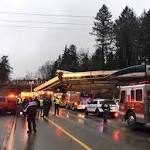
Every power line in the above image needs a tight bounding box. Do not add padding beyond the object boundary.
[0,24,90,30]
[0,19,92,26]
[0,11,93,18]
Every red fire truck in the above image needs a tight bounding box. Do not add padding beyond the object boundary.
[65,91,91,111]
[119,83,150,129]
[0,95,17,114]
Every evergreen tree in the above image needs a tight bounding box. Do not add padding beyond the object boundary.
[79,52,90,71]
[91,47,103,70]
[91,4,114,70]
[60,45,69,70]
[105,52,117,70]
[140,10,150,63]
[0,56,12,82]
[61,44,79,71]
[69,44,79,71]
[51,60,58,78]
[114,6,139,68]
[57,55,62,69]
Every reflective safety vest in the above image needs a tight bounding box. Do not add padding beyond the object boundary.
[55,97,60,104]
[17,98,22,104]
[39,99,44,106]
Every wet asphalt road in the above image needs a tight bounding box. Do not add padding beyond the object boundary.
[0,114,15,149]
[1,108,150,150]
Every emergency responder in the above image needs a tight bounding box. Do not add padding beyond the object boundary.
[39,97,44,117]
[16,97,23,116]
[54,96,60,116]
[24,97,38,133]
[22,98,28,117]
[43,97,52,118]
[101,102,110,124]
[34,96,40,119]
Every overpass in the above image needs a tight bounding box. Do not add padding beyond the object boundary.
[34,64,150,94]
[0,79,45,95]
[34,70,117,93]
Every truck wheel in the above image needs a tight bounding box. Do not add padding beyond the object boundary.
[1,109,6,115]
[127,112,137,130]
[84,108,88,116]
[95,109,100,117]
[11,110,16,115]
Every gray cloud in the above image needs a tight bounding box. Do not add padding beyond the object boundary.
[0,0,149,78]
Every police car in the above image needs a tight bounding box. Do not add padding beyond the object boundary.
[84,98,119,117]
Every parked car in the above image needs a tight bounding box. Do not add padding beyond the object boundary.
[84,98,119,118]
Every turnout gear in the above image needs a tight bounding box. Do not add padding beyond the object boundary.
[55,97,60,104]
[54,96,60,115]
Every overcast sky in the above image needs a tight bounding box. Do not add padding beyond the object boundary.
[0,0,149,79]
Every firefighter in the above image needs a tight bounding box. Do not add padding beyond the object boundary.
[54,96,60,116]
[24,97,38,133]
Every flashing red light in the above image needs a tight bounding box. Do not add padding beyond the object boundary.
[114,112,119,118]
[8,94,15,98]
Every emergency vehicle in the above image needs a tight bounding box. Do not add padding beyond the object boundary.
[119,83,150,129]
[65,91,91,111]
[0,95,17,114]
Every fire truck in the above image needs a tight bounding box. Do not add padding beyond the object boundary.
[0,94,17,114]
[65,91,91,111]
[119,83,150,129]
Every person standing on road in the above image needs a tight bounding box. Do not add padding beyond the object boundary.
[22,98,28,117]
[101,102,110,124]
[43,97,52,118]
[16,97,23,116]
[39,97,44,117]
[34,96,40,119]
[54,96,60,116]
[24,97,38,133]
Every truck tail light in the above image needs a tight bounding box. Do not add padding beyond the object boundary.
[8,94,16,98]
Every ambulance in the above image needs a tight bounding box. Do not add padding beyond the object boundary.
[119,83,150,129]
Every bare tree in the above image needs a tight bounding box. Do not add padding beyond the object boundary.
[37,61,53,80]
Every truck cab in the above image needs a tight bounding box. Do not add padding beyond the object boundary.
[119,84,150,129]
